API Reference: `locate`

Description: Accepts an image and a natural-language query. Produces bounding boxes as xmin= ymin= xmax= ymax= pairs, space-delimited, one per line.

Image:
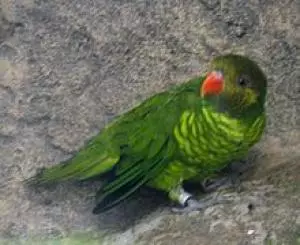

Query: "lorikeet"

xmin=27 ymin=54 xmax=267 ymax=214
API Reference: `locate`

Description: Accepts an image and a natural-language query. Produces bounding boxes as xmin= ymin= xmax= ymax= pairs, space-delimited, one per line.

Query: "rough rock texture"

xmin=0 ymin=0 xmax=299 ymax=244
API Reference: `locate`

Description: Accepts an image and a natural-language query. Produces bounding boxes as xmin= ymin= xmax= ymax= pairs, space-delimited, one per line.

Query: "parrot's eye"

xmin=237 ymin=75 xmax=251 ymax=88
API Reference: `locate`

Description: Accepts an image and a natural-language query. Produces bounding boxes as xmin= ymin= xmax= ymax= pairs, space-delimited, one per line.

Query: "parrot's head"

xmin=200 ymin=54 xmax=267 ymax=118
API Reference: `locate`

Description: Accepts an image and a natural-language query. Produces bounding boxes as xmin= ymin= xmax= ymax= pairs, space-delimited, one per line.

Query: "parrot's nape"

xmin=26 ymin=54 xmax=267 ymax=214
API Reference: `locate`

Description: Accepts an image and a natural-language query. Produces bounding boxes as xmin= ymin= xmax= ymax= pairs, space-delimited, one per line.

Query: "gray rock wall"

xmin=0 ymin=0 xmax=299 ymax=244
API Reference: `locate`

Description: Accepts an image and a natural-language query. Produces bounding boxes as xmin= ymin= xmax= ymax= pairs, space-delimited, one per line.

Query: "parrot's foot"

xmin=169 ymin=186 xmax=230 ymax=213
xmin=200 ymin=159 xmax=255 ymax=193
xmin=171 ymin=197 xmax=208 ymax=213
xmin=201 ymin=172 xmax=241 ymax=193
xmin=171 ymin=194 xmax=230 ymax=213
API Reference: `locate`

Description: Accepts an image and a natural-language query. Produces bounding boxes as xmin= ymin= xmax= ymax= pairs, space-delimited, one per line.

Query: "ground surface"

xmin=0 ymin=0 xmax=299 ymax=244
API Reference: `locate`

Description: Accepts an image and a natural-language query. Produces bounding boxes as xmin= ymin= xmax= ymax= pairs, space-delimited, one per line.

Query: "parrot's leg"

xmin=169 ymin=186 xmax=230 ymax=213
xmin=184 ymin=171 xmax=241 ymax=194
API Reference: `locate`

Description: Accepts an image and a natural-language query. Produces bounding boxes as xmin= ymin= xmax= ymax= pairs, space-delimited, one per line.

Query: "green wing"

xmin=93 ymin=97 xmax=179 ymax=213
xmin=93 ymin=77 xmax=203 ymax=213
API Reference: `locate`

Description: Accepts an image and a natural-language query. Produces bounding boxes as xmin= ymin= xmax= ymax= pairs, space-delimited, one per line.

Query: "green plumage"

xmin=27 ymin=54 xmax=267 ymax=213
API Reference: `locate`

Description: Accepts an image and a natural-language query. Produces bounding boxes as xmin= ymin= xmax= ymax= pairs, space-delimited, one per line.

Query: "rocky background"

xmin=0 ymin=0 xmax=299 ymax=244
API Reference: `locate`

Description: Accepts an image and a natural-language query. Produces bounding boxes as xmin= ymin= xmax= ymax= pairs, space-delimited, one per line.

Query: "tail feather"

xmin=26 ymin=147 xmax=120 ymax=186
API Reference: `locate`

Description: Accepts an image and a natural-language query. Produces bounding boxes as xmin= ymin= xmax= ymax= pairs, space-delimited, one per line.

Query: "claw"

xmin=201 ymin=175 xmax=240 ymax=193
xmin=200 ymin=171 xmax=241 ymax=193
xmin=172 ymin=198 xmax=208 ymax=213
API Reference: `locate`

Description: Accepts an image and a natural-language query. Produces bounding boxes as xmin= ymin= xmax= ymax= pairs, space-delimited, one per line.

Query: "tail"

xmin=25 ymin=138 xmax=120 ymax=186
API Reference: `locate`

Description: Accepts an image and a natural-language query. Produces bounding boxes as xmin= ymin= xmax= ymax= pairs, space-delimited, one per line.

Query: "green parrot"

xmin=27 ymin=54 xmax=267 ymax=214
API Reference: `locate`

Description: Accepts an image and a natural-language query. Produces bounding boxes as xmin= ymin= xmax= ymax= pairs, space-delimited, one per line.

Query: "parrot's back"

xmin=26 ymin=78 xmax=199 ymax=184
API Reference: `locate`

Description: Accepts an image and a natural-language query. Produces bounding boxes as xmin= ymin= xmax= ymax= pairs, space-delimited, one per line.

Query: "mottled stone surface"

xmin=0 ymin=0 xmax=299 ymax=244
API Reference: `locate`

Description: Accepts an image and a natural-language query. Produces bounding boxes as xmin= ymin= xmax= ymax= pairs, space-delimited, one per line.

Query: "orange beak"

xmin=201 ymin=71 xmax=224 ymax=97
